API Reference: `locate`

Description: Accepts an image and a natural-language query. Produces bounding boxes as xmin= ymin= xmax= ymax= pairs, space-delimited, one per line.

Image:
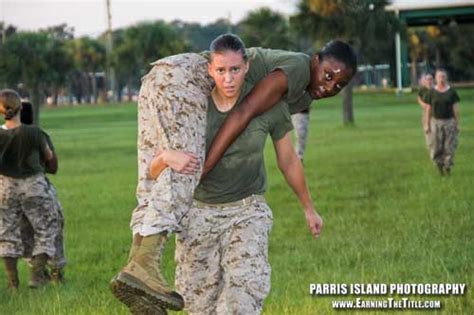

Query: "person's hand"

xmin=150 ymin=150 xmax=200 ymax=177
xmin=424 ymin=125 xmax=431 ymax=134
xmin=304 ymin=208 xmax=323 ymax=239
xmin=164 ymin=150 xmax=200 ymax=175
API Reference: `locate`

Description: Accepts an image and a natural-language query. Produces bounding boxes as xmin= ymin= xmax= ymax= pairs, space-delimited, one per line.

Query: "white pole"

xmin=395 ymin=10 xmax=402 ymax=94
xmin=106 ymin=0 xmax=116 ymax=102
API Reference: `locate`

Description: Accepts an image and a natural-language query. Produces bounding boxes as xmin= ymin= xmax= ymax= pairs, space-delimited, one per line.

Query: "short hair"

xmin=20 ymin=101 xmax=34 ymax=125
xmin=0 ymin=89 xmax=22 ymax=120
xmin=209 ymin=33 xmax=247 ymax=62
xmin=319 ymin=40 xmax=358 ymax=75
xmin=423 ymin=72 xmax=434 ymax=79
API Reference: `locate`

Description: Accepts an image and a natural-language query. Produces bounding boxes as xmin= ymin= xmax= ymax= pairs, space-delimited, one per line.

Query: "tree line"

xmin=1 ymin=1 xmax=473 ymax=123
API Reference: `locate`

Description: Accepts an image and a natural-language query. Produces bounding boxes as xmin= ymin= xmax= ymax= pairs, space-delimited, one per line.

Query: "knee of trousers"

xmin=0 ymin=240 xmax=24 ymax=258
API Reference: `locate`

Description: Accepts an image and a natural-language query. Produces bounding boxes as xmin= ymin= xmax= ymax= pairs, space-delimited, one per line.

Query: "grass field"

xmin=0 ymin=90 xmax=473 ymax=314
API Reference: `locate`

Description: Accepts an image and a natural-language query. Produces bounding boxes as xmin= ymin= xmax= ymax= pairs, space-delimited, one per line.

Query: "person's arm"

xmin=202 ymin=70 xmax=288 ymax=177
xmin=417 ymin=96 xmax=429 ymax=109
xmin=43 ymin=143 xmax=58 ymax=174
xmin=273 ymin=133 xmax=323 ymax=238
xmin=149 ymin=150 xmax=199 ymax=179
xmin=453 ymin=103 xmax=460 ymax=131
xmin=40 ymin=132 xmax=58 ymax=174
xmin=424 ymin=105 xmax=432 ymax=134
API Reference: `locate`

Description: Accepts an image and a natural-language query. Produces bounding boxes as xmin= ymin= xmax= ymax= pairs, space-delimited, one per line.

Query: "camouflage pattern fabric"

xmin=429 ymin=118 xmax=458 ymax=171
xmin=130 ymin=53 xmax=213 ymax=237
xmin=291 ymin=112 xmax=310 ymax=160
xmin=0 ymin=174 xmax=59 ymax=258
xmin=21 ymin=178 xmax=66 ymax=268
xmin=175 ymin=195 xmax=273 ymax=315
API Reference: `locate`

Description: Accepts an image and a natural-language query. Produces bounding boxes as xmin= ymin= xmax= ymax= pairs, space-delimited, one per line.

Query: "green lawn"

xmin=1 ymin=90 xmax=473 ymax=314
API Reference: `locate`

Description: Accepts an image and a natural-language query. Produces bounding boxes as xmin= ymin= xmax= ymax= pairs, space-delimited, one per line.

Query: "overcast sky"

xmin=1 ymin=0 xmax=298 ymax=37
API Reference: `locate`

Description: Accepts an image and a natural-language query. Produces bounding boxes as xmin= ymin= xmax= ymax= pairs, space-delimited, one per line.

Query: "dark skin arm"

xmin=44 ymin=144 xmax=58 ymax=174
xmin=202 ymin=70 xmax=289 ymax=177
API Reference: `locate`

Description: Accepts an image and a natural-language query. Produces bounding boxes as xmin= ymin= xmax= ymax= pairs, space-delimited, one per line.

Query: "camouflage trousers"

xmin=21 ymin=178 xmax=66 ymax=269
xmin=130 ymin=53 xmax=213 ymax=236
xmin=0 ymin=174 xmax=59 ymax=258
xmin=175 ymin=195 xmax=273 ymax=315
xmin=291 ymin=112 xmax=310 ymax=160
xmin=428 ymin=118 xmax=458 ymax=171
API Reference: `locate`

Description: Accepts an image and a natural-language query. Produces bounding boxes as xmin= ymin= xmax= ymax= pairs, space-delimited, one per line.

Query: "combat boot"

xmin=127 ymin=235 xmax=140 ymax=263
xmin=110 ymin=274 xmax=168 ymax=315
xmin=3 ymin=257 xmax=19 ymax=291
xmin=437 ymin=164 xmax=445 ymax=176
xmin=50 ymin=268 xmax=65 ymax=283
xmin=28 ymin=253 xmax=51 ymax=288
xmin=111 ymin=233 xmax=184 ymax=311
xmin=444 ymin=166 xmax=451 ymax=176
xmin=111 ymin=234 xmax=168 ymax=314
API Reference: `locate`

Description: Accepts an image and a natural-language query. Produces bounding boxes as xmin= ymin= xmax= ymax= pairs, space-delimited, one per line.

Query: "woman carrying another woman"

xmin=111 ymin=31 xmax=356 ymax=313
xmin=151 ymin=34 xmax=322 ymax=314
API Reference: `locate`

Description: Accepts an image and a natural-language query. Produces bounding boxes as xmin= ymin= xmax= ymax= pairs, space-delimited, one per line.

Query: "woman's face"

xmin=424 ymin=74 xmax=434 ymax=88
xmin=308 ymin=56 xmax=353 ymax=99
xmin=208 ymin=50 xmax=249 ymax=99
xmin=435 ymin=71 xmax=447 ymax=85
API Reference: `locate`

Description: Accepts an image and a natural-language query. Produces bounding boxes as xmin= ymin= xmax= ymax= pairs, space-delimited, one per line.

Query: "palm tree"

xmin=0 ymin=31 xmax=71 ymax=123
xmin=112 ymin=21 xmax=190 ymax=101
xmin=238 ymin=8 xmax=292 ymax=50
xmin=65 ymin=37 xmax=106 ymax=103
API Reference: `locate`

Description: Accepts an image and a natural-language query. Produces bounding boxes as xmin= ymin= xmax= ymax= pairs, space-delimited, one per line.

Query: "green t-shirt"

xmin=202 ymin=47 xmax=313 ymax=114
xmin=418 ymin=87 xmax=431 ymax=103
xmin=426 ymin=88 xmax=460 ymax=119
xmin=0 ymin=129 xmax=12 ymax=164
xmin=0 ymin=125 xmax=49 ymax=178
xmin=194 ymin=81 xmax=293 ymax=204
